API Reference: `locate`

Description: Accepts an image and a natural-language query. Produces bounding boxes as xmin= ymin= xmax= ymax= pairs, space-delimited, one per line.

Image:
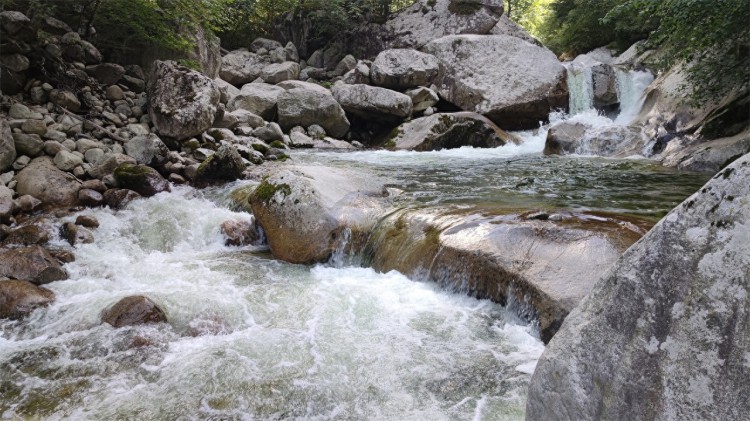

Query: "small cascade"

xmin=614 ymin=68 xmax=655 ymax=124
xmin=328 ymin=227 xmax=352 ymax=268
xmin=565 ymin=64 xmax=595 ymax=115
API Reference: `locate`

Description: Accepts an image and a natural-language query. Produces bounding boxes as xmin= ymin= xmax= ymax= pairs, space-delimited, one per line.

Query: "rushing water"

xmin=1 ymin=58 xmax=710 ymax=420
xmin=1 ymin=186 xmax=544 ymax=420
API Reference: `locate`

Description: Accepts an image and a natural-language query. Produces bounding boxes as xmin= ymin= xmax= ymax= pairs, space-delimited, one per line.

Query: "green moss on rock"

xmin=253 ymin=180 xmax=292 ymax=203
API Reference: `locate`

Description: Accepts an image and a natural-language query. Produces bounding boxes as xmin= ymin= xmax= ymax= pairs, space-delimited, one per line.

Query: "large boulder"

xmin=527 ymin=154 xmax=750 ymax=420
xmin=101 ymin=295 xmax=167 ymax=328
xmin=260 ymin=61 xmax=300 ymax=84
xmin=424 ymin=34 xmax=567 ymax=129
xmin=227 ymin=83 xmax=284 ymax=120
xmin=0 ymin=117 xmax=16 ymax=171
xmin=331 ymin=83 xmax=412 ymax=121
xmin=113 ymin=163 xmax=170 ymax=197
xmin=370 ymin=49 xmax=440 ymax=90
xmin=381 ymin=0 xmax=503 ymax=50
xmin=385 ymin=112 xmax=518 ymax=151
xmin=367 ymin=208 xmax=647 ymax=343
xmin=276 ymin=81 xmax=350 ymax=137
xmin=0 ymin=280 xmax=55 ymax=319
xmin=194 ymin=144 xmax=246 ymax=182
xmin=15 ymin=157 xmax=81 ymax=208
xmin=219 ymin=50 xmax=269 ymax=86
xmin=490 ymin=14 xmax=541 ymax=45
xmin=124 ymin=134 xmax=169 ymax=166
xmin=246 ymin=166 xmax=389 ymax=264
xmin=147 ymin=60 xmax=221 ymax=140
xmin=0 ymin=246 xmax=68 ymax=285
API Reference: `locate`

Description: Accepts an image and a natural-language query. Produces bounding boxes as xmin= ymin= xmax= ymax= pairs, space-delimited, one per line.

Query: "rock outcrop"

xmin=424 ymin=34 xmax=567 ymax=129
xmin=147 ymin=60 xmax=221 ymax=140
xmin=385 ymin=112 xmax=518 ymax=151
xmin=220 ymin=50 xmax=269 ymax=86
xmin=527 ymin=154 xmax=750 ymax=420
xmin=246 ymin=166 xmax=389 ymax=264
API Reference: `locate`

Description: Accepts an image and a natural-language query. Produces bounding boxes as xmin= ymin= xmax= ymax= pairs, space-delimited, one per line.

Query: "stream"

xmin=0 ymin=69 xmax=712 ymax=420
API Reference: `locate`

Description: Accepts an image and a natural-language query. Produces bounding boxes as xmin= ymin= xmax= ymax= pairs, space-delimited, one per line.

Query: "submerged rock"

xmin=0 ymin=279 xmax=55 ymax=319
xmin=385 ymin=112 xmax=518 ymax=151
xmin=101 ymin=295 xmax=167 ymax=328
xmin=247 ymin=166 xmax=389 ymax=264
xmin=0 ymin=246 xmax=68 ymax=285
xmin=543 ymin=120 xmax=645 ymax=157
xmin=527 ymin=154 xmax=750 ymax=420
xmin=424 ymin=34 xmax=567 ymax=129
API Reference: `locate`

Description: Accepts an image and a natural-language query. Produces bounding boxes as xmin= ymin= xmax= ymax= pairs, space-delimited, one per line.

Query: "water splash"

xmin=614 ymin=69 xmax=655 ymax=124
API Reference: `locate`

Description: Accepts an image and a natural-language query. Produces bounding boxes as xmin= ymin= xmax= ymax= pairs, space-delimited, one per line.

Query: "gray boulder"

xmin=569 ymin=52 xmax=618 ymax=109
xmin=219 ymin=50 xmax=268 ymax=86
xmin=332 ymin=83 xmax=412 ymax=121
xmin=250 ymin=38 xmax=283 ymax=53
xmin=228 ymin=82 xmax=284 ymax=120
xmin=527 ymin=154 xmax=750 ymax=421
xmin=380 ymin=0 xmax=503 ymax=50
xmin=0 ymin=280 xmax=55 ymax=320
xmin=342 ymin=61 xmax=371 ymax=85
xmin=0 ymin=185 xmax=13 ymax=223
xmin=53 ymin=150 xmax=84 ymax=171
xmin=371 ymin=49 xmax=440 ymax=90
xmin=49 ymin=89 xmax=81 ymax=112
xmin=148 ymin=60 xmax=221 ymax=140
xmin=15 ymin=157 xmax=81 ymax=208
xmin=385 ymin=112 xmax=518 ymax=151
xmin=124 ymin=134 xmax=169 ymax=166
xmin=247 ymin=165 xmax=389 ymax=264
xmin=260 ymin=61 xmax=300 ymax=84
xmin=85 ymin=63 xmax=125 ymax=85
xmin=424 ymin=34 xmax=567 ymax=129
xmin=276 ymin=81 xmax=350 ymax=137
xmin=0 ymin=53 xmax=30 ymax=72
xmin=1 ymin=118 xmax=16 ymax=171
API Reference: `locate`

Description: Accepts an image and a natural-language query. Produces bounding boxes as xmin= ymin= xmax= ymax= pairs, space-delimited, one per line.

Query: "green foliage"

xmin=530 ymin=0 xmax=748 ymax=105
xmin=605 ymin=0 xmax=749 ymax=105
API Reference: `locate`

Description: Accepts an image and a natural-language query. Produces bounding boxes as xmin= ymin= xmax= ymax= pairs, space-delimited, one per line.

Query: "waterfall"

xmin=565 ymin=64 xmax=595 ymax=115
xmin=614 ymin=68 xmax=655 ymax=125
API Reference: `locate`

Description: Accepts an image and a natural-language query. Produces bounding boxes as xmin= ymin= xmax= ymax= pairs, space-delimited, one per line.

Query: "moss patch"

xmin=253 ymin=180 xmax=292 ymax=203
xmin=269 ymin=140 xmax=287 ymax=149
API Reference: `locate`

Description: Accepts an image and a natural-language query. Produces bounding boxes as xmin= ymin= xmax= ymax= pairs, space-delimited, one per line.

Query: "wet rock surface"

xmin=101 ymin=295 xmax=167 ymax=328
xmin=385 ymin=112 xmax=518 ymax=150
xmin=0 ymin=279 xmax=55 ymax=319
xmin=527 ymin=154 xmax=750 ymax=420
xmin=0 ymin=245 xmax=68 ymax=285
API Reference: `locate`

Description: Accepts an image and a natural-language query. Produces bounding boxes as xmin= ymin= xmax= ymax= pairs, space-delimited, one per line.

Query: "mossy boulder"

xmin=194 ymin=143 xmax=246 ymax=182
xmin=113 ymin=163 xmax=170 ymax=197
xmin=249 ymin=166 xmax=390 ymax=264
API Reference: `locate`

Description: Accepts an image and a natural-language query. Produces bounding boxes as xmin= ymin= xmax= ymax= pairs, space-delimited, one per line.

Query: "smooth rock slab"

xmin=527 ymin=154 xmax=750 ymax=420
